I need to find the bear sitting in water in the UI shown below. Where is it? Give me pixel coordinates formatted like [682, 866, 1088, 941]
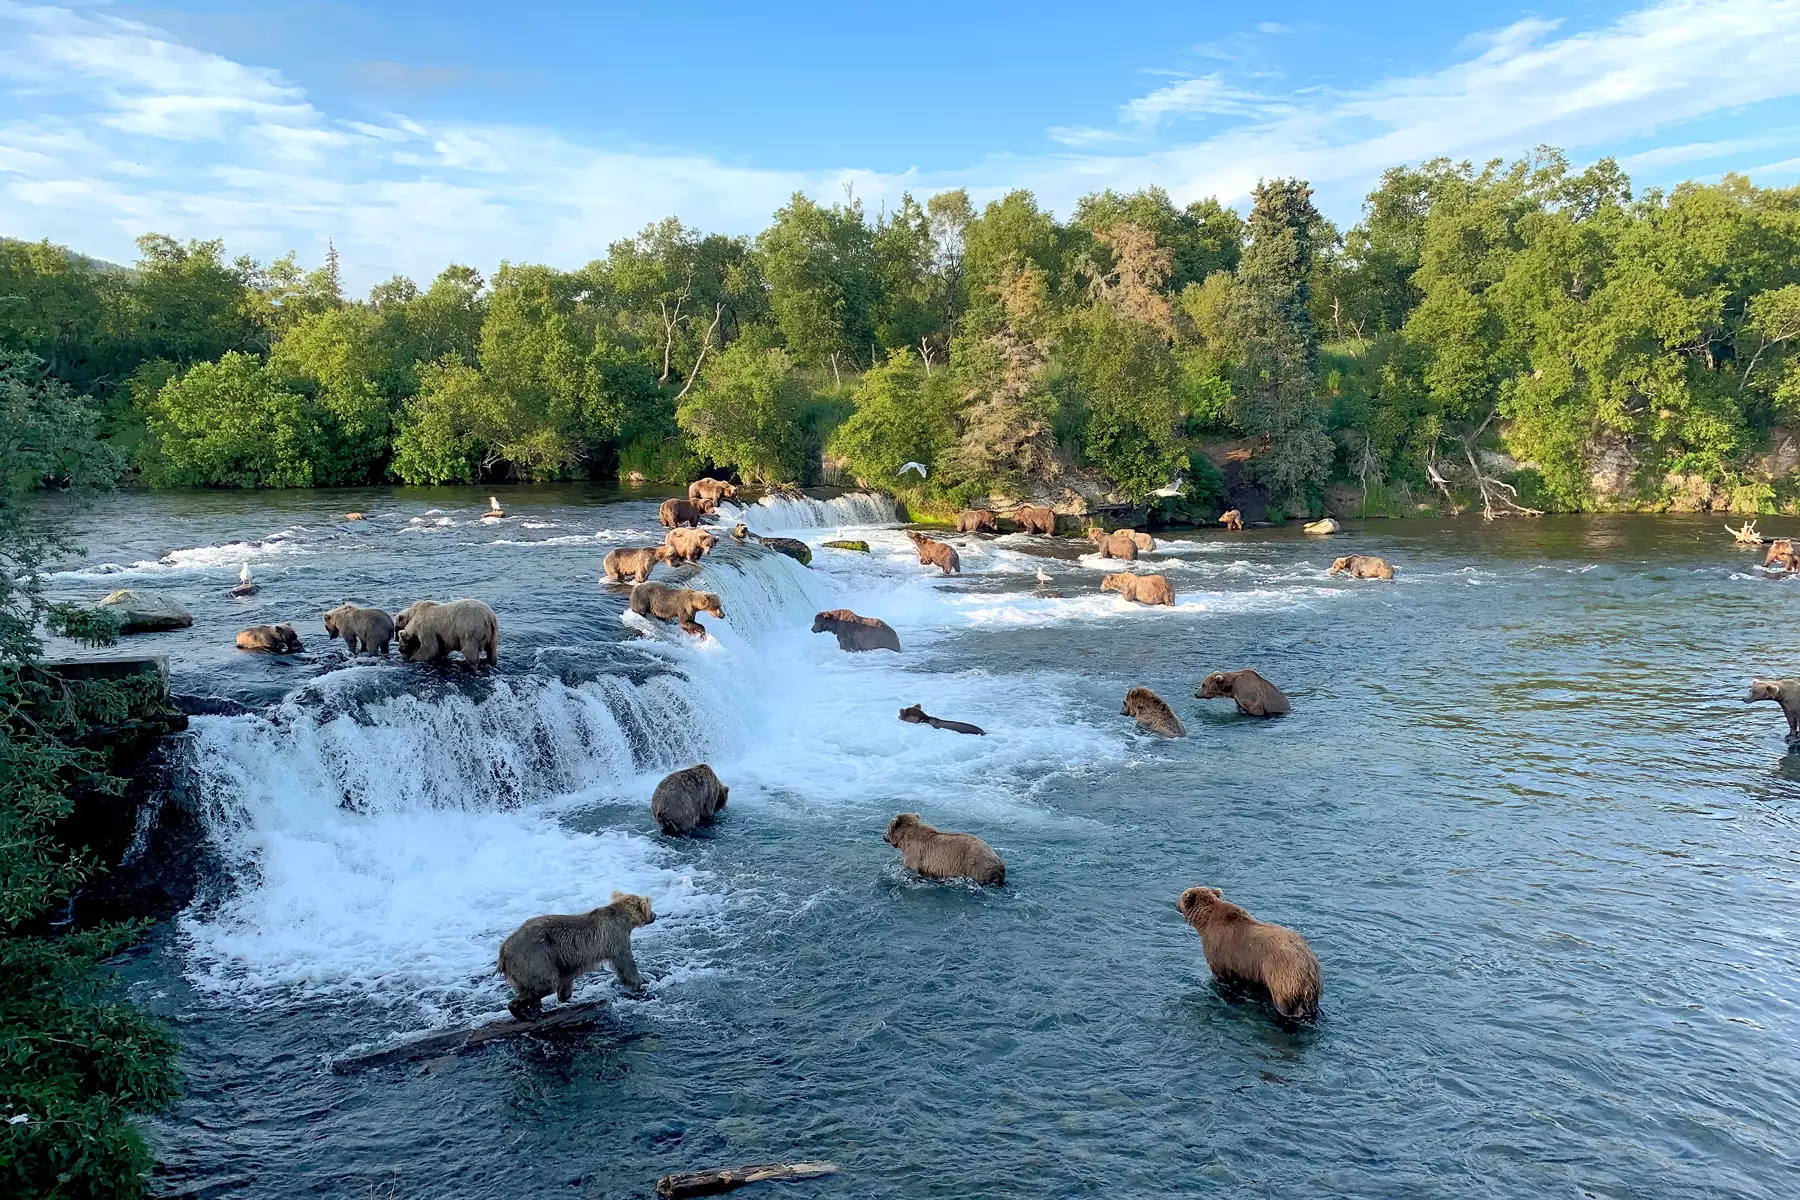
[1764, 539, 1800, 572]
[812, 609, 900, 652]
[883, 813, 1005, 885]
[1329, 554, 1395, 580]
[650, 764, 728, 835]
[1121, 686, 1185, 737]
[629, 581, 724, 636]
[1197, 669, 1291, 717]
[1177, 886, 1321, 1021]
[236, 623, 303, 653]
[1101, 572, 1174, 606]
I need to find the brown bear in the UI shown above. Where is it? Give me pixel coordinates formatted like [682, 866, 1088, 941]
[1177, 886, 1321, 1021]
[236, 623, 303, 653]
[883, 813, 1005, 885]
[497, 891, 655, 1020]
[812, 609, 900, 652]
[1764, 539, 1800, 572]
[662, 528, 718, 565]
[1012, 505, 1057, 535]
[322, 603, 394, 655]
[1219, 509, 1244, 531]
[899, 703, 984, 735]
[687, 478, 739, 505]
[1128, 530, 1156, 553]
[650, 764, 728, 835]
[906, 530, 961, 574]
[1121, 686, 1186, 737]
[659, 497, 713, 528]
[1087, 529, 1140, 560]
[1747, 678, 1800, 738]
[603, 545, 673, 583]
[956, 509, 998, 534]
[1329, 554, 1395, 580]
[1197, 669, 1291, 717]
[629, 581, 724, 636]
[398, 598, 499, 667]
[1100, 572, 1175, 606]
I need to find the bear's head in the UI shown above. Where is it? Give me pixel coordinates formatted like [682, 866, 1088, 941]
[1101, 573, 1126, 594]
[1197, 672, 1233, 699]
[695, 498, 717, 513]
[1177, 886, 1224, 923]
[322, 607, 343, 639]
[696, 593, 725, 619]
[1748, 679, 1785, 703]
[899, 704, 928, 724]
[1121, 686, 1157, 716]
[906, 531, 927, 547]
[811, 610, 848, 633]
[732, 523, 750, 540]
[610, 891, 656, 927]
[273, 623, 302, 651]
[884, 813, 921, 846]
[1329, 555, 1353, 573]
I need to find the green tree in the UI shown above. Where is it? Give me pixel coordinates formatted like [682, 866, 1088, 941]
[676, 342, 807, 483]
[829, 349, 958, 489]
[141, 351, 320, 487]
[755, 193, 878, 372]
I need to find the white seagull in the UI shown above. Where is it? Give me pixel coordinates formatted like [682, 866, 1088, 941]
[239, 562, 253, 586]
[1035, 566, 1052, 584]
[229, 562, 258, 597]
[485, 495, 507, 518]
[897, 462, 928, 479]
[1150, 475, 1184, 498]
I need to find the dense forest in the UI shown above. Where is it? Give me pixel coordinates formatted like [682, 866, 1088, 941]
[6, 146, 1800, 519]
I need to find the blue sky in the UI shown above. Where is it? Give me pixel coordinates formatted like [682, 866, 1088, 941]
[4, 0, 1800, 291]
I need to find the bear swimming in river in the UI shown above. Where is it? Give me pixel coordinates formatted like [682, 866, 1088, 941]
[1329, 554, 1395, 580]
[650, 764, 729, 835]
[396, 598, 499, 667]
[687, 478, 738, 505]
[1100, 572, 1174, 606]
[899, 704, 984, 735]
[811, 609, 900, 652]
[956, 509, 998, 534]
[1121, 686, 1185, 737]
[883, 813, 1005, 885]
[497, 891, 656, 1020]
[322, 603, 393, 655]
[1177, 886, 1321, 1021]
[629, 581, 724, 636]
[603, 545, 673, 583]
[1197, 669, 1291, 717]
[236, 623, 303, 653]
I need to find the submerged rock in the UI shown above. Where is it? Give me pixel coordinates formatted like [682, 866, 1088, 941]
[822, 540, 869, 552]
[98, 589, 193, 633]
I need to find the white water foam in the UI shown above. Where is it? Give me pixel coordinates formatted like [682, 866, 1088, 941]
[719, 491, 899, 535]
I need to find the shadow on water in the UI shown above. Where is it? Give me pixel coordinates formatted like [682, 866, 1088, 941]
[48, 495, 1800, 1199]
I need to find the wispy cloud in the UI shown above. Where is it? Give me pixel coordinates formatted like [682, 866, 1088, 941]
[1, 0, 1799, 292]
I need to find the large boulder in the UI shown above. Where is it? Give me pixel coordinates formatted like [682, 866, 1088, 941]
[98, 589, 193, 633]
[760, 537, 812, 566]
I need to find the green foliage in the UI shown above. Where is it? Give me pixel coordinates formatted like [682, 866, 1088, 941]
[754, 194, 879, 369]
[1058, 303, 1184, 499]
[140, 352, 320, 487]
[676, 342, 807, 483]
[829, 350, 958, 490]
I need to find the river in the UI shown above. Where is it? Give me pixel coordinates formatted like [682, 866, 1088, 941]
[45, 487, 1800, 1199]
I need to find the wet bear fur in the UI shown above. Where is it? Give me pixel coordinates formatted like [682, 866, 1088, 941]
[322, 603, 393, 655]
[629, 581, 724, 636]
[662, 528, 718, 564]
[659, 497, 714, 528]
[899, 704, 984, 735]
[650, 764, 729, 835]
[1128, 531, 1156, 552]
[906, 530, 961, 574]
[883, 813, 1005, 886]
[1764, 539, 1800, 571]
[397, 598, 499, 667]
[688, 478, 739, 505]
[1087, 529, 1140, 560]
[1197, 669, 1291, 717]
[497, 891, 656, 1020]
[603, 545, 673, 583]
[956, 509, 998, 534]
[811, 609, 901, 652]
[1121, 686, 1186, 737]
[1329, 554, 1395, 580]
[1012, 505, 1058, 535]
[1101, 572, 1174, 606]
[236, 623, 303, 653]
[1178, 886, 1321, 1021]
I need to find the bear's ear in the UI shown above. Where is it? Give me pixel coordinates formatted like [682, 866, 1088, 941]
[611, 890, 627, 903]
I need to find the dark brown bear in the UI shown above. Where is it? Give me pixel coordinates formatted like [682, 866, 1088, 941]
[812, 609, 900, 652]
[1012, 505, 1057, 535]
[629, 581, 725, 636]
[659, 497, 713, 528]
[906, 530, 961, 574]
[1197, 669, 1291, 717]
[1121, 686, 1185, 737]
[498, 892, 655, 1020]
[650, 764, 729, 835]
[687, 478, 739, 505]
[884, 813, 1005, 885]
[956, 509, 998, 534]
[1177, 886, 1321, 1021]
[899, 704, 985, 735]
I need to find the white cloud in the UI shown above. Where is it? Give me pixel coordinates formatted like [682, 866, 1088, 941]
[1, 0, 1799, 292]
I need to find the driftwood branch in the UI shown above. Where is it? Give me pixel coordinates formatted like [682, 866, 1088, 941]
[330, 1000, 609, 1073]
[655, 1161, 840, 1199]
[675, 304, 725, 402]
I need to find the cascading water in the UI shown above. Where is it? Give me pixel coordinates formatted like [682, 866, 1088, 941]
[718, 490, 900, 534]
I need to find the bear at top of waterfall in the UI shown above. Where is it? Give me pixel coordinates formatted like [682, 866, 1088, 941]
[1747, 678, 1800, 739]
[659, 497, 714, 528]
[1087, 528, 1140, 560]
[905, 530, 961, 575]
[1177, 886, 1321, 1021]
[956, 509, 998, 534]
[629, 581, 724, 637]
[396, 598, 499, 667]
[322, 603, 394, 656]
[1010, 504, 1057, 535]
[603, 545, 673, 584]
[883, 813, 1005, 886]
[688, 478, 739, 505]
[1329, 553, 1395, 580]
[1121, 686, 1186, 737]
[497, 891, 656, 1021]
[1197, 669, 1291, 717]
[236, 623, 303, 653]
[1100, 572, 1174, 606]
[663, 527, 718, 564]
[650, 764, 729, 835]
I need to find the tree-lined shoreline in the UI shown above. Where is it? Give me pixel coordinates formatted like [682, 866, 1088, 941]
[5, 147, 1800, 520]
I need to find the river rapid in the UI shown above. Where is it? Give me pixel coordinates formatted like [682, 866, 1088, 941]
[45, 486, 1800, 1199]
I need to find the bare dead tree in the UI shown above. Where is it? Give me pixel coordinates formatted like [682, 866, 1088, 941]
[674, 303, 725, 403]
[1448, 407, 1542, 521]
[919, 337, 936, 375]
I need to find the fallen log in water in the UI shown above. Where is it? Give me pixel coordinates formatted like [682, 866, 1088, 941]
[330, 1000, 609, 1073]
[655, 1160, 840, 1198]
